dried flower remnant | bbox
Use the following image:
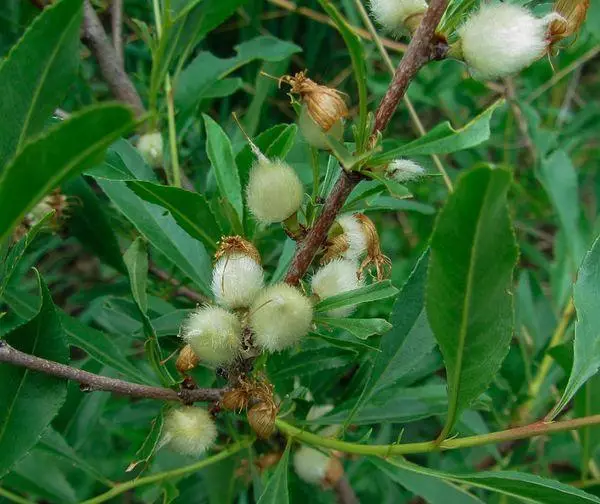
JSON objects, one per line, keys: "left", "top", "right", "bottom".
{"left": 355, "top": 214, "right": 392, "bottom": 281}
{"left": 548, "top": 0, "right": 589, "bottom": 46}
{"left": 176, "top": 344, "right": 199, "bottom": 374}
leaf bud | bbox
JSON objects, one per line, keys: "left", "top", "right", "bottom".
{"left": 369, "top": 0, "right": 428, "bottom": 34}
{"left": 137, "top": 131, "right": 163, "bottom": 167}
{"left": 176, "top": 344, "right": 199, "bottom": 374}
{"left": 179, "top": 306, "right": 242, "bottom": 365}
{"left": 386, "top": 158, "right": 425, "bottom": 183}
{"left": 246, "top": 158, "right": 304, "bottom": 224}
{"left": 249, "top": 284, "right": 313, "bottom": 352}
{"left": 293, "top": 446, "right": 344, "bottom": 488}
{"left": 211, "top": 236, "right": 264, "bottom": 309}
{"left": 455, "top": 4, "right": 556, "bottom": 80}
{"left": 160, "top": 406, "right": 217, "bottom": 456}
{"left": 311, "top": 259, "right": 363, "bottom": 317}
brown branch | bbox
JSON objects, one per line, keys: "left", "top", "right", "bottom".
{"left": 284, "top": 0, "right": 448, "bottom": 285}
{"left": 334, "top": 477, "right": 360, "bottom": 504}
{"left": 82, "top": 0, "right": 145, "bottom": 117}
{"left": 111, "top": 0, "right": 124, "bottom": 69}
{"left": 0, "top": 341, "right": 223, "bottom": 403}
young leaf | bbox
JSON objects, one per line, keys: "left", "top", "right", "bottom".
{"left": 315, "top": 316, "right": 392, "bottom": 339}
{"left": 256, "top": 442, "right": 291, "bottom": 504}
{"left": 0, "top": 0, "right": 83, "bottom": 167}
{"left": 0, "top": 274, "right": 68, "bottom": 477}
{"left": 549, "top": 234, "right": 600, "bottom": 419}
{"left": 372, "top": 458, "right": 600, "bottom": 504}
{"left": 370, "top": 100, "right": 503, "bottom": 164}
{"left": 427, "top": 166, "right": 517, "bottom": 439}
{"left": 128, "top": 181, "right": 222, "bottom": 251}
{"left": 0, "top": 104, "right": 135, "bottom": 244}
{"left": 203, "top": 114, "right": 243, "bottom": 224}
{"left": 314, "top": 280, "right": 399, "bottom": 312}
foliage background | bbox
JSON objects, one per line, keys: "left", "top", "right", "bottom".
{"left": 1, "top": 0, "right": 600, "bottom": 502}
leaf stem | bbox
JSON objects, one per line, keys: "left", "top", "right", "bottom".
{"left": 0, "top": 487, "right": 34, "bottom": 504}
{"left": 276, "top": 412, "right": 600, "bottom": 456}
{"left": 81, "top": 439, "right": 253, "bottom": 504}
{"left": 518, "top": 298, "right": 575, "bottom": 423}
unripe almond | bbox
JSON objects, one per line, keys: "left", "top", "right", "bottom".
{"left": 160, "top": 406, "right": 217, "bottom": 456}
{"left": 137, "top": 131, "right": 164, "bottom": 167}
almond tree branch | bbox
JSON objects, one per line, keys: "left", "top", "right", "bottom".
{"left": 0, "top": 341, "right": 223, "bottom": 403}
{"left": 284, "top": 0, "right": 449, "bottom": 285}
{"left": 334, "top": 477, "right": 359, "bottom": 504}
{"left": 111, "top": 0, "right": 124, "bottom": 69}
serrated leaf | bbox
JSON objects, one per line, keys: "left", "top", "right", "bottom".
{"left": 0, "top": 104, "right": 136, "bottom": 244}
{"left": 371, "top": 100, "right": 503, "bottom": 164}
{"left": 0, "top": 274, "right": 68, "bottom": 477}
{"left": 315, "top": 316, "right": 392, "bottom": 339}
{"left": 256, "top": 442, "right": 290, "bottom": 504}
{"left": 550, "top": 235, "right": 600, "bottom": 419}
{"left": 0, "top": 0, "right": 82, "bottom": 167}
{"left": 372, "top": 458, "right": 600, "bottom": 504}
{"left": 427, "top": 166, "right": 517, "bottom": 439}
{"left": 314, "top": 280, "right": 399, "bottom": 312}
{"left": 128, "top": 181, "right": 221, "bottom": 251}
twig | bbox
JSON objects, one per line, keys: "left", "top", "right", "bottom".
{"left": 111, "top": 0, "right": 124, "bottom": 69}
{"left": 82, "top": 0, "right": 145, "bottom": 117}
{"left": 284, "top": 0, "right": 449, "bottom": 285}
{"left": 266, "top": 0, "right": 407, "bottom": 54}
{"left": 334, "top": 477, "right": 360, "bottom": 504}
{"left": 504, "top": 77, "right": 536, "bottom": 164}
{"left": 149, "top": 263, "right": 209, "bottom": 303}
{"left": 0, "top": 341, "right": 223, "bottom": 403}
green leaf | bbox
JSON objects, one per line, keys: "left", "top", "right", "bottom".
{"left": 256, "top": 442, "right": 291, "bottom": 504}
{"left": 315, "top": 316, "right": 392, "bottom": 339}
{"left": 550, "top": 234, "right": 600, "bottom": 419}
{"left": 96, "top": 179, "right": 212, "bottom": 296}
{"left": 63, "top": 176, "right": 126, "bottom": 274}
{"left": 537, "top": 150, "right": 587, "bottom": 271}
{"left": 343, "top": 252, "right": 437, "bottom": 425}
{"left": 316, "top": 0, "right": 367, "bottom": 152}
{"left": 128, "top": 181, "right": 221, "bottom": 251}
{"left": 0, "top": 274, "right": 68, "bottom": 477}
{"left": 176, "top": 36, "right": 301, "bottom": 112}
{"left": 371, "top": 100, "right": 503, "bottom": 164}
{"left": 374, "top": 457, "right": 484, "bottom": 504}
{"left": 126, "top": 411, "right": 164, "bottom": 472}
{"left": 124, "top": 237, "right": 149, "bottom": 314}
{"left": 203, "top": 114, "right": 244, "bottom": 224}
{"left": 270, "top": 238, "right": 296, "bottom": 284}
{"left": 314, "top": 280, "right": 399, "bottom": 312}
{"left": 427, "top": 166, "right": 517, "bottom": 439}
{"left": 0, "top": 0, "right": 82, "bottom": 168}
{"left": 0, "top": 104, "right": 136, "bottom": 244}
{"left": 60, "top": 313, "right": 151, "bottom": 384}
{"left": 372, "top": 458, "right": 600, "bottom": 504}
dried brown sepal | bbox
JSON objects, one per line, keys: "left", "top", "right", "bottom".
{"left": 221, "top": 388, "right": 250, "bottom": 412}
{"left": 247, "top": 400, "right": 278, "bottom": 439}
{"left": 13, "top": 189, "right": 70, "bottom": 242}
{"left": 280, "top": 71, "right": 348, "bottom": 132}
{"left": 321, "top": 233, "right": 350, "bottom": 264}
{"left": 549, "top": 0, "right": 589, "bottom": 45}
{"left": 322, "top": 457, "right": 344, "bottom": 489}
{"left": 214, "top": 235, "right": 261, "bottom": 264}
{"left": 176, "top": 344, "right": 199, "bottom": 374}
{"left": 355, "top": 214, "right": 391, "bottom": 281}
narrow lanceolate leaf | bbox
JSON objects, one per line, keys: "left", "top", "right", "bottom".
{"left": 427, "top": 166, "right": 517, "bottom": 439}
{"left": 314, "top": 280, "right": 399, "bottom": 312}
{"left": 315, "top": 316, "right": 392, "bottom": 339}
{"left": 0, "top": 274, "right": 68, "bottom": 477}
{"left": 124, "top": 238, "right": 149, "bottom": 314}
{"left": 128, "top": 181, "right": 222, "bottom": 251}
{"left": 0, "top": 0, "right": 82, "bottom": 168}
{"left": 203, "top": 114, "right": 243, "bottom": 223}
{"left": 0, "top": 104, "right": 136, "bottom": 244}
{"left": 373, "top": 458, "right": 600, "bottom": 504}
{"left": 256, "top": 442, "right": 291, "bottom": 504}
{"left": 550, "top": 235, "right": 600, "bottom": 419}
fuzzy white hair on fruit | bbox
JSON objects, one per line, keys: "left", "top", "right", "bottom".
{"left": 311, "top": 259, "right": 363, "bottom": 318}
{"left": 160, "top": 407, "right": 217, "bottom": 456}
{"left": 387, "top": 158, "right": 425, "bottom": 183}
{"left": 336, "top": 214, "right": 368, "bottom": 260}
{"left": 137, "top": 132, "right": 163, "bottom": 167}
{"left": 299, "top": 105, "right": 344, "bottom": 150}
{"left": 249, "top": 284, "right": 313, "bottom": 352}
{"left": 457, "top": 3, "right": 552, "bottom": 80}
{"left": 293, "top": 446, "right": 330, "bottom": 485}
{"left": 246, "top": 158, "right": 304, "bottom": 224}
{"left": 180, "top": 306, "right": 242, "bottom": 365}
{"left": 369, "top": 0, "right": 428, "bottom": 33}
{"left": 211, "top": 254, "right": 264, "bottom": 309}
